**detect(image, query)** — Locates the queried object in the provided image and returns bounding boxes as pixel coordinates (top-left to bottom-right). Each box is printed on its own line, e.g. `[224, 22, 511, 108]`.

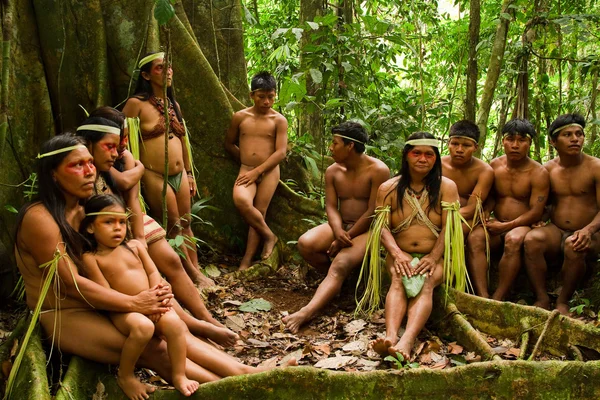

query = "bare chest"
[494, 169, 531, 200]
[239, 116, 276, 140]
[96, 249, 142, 282]
[550, 168, 594, 197]
[444, 168, 479, 199]
[334, 172, 372, 200]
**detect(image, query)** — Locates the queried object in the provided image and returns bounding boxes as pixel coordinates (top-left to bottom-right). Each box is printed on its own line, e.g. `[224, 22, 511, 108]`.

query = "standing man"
[225, 72, 288, 270]
[467, 119, 549, 300]
[524, 114, 600, 314]
[442, 120, 494, 232]
[283, 122, 390, 333]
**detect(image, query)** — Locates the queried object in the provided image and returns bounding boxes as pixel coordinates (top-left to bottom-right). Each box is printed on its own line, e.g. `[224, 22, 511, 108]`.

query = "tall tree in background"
[465, 0, 480, 121]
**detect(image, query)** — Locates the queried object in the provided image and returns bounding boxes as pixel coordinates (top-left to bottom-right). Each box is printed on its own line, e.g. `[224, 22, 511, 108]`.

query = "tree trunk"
[465, 0, 480, 121]
[475, 0, 515, 154]
[586, 67, 598, 147]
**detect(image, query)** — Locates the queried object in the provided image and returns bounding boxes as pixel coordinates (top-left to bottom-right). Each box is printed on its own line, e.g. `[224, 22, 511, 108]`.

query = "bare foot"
[388, 343, 411, 361]
[285, 357, 298, 367]
[533, 296, 551, 310]
[204, 325, 239, 347]
[555, 302, 571, 316]
[256, 357, 298, 373]
[197, 273, 215, 289]
[239, 257, 252, 271]
[173, 376, 199, 397]
[371, 337, 395, 357]
[261, 234, 278, 259]
[117, 373, 155, 400]
[282, 308, 313, 334]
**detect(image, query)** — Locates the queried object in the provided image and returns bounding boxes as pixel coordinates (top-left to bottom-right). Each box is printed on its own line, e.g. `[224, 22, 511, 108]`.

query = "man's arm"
[324, 166, 351, 247]
[460, 165, 494, 221]
[224, 111, 243, 162]
[21, 207, 171, 314]
[235, 114, 289, 186]
[346, 163, 391, 239]
[572, 159, 600, 251]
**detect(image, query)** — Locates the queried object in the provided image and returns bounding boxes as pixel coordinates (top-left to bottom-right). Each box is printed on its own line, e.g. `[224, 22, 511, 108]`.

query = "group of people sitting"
[13, 49, 599, 400]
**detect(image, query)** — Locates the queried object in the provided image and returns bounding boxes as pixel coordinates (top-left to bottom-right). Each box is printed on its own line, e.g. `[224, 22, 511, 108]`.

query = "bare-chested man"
[524, 113, 600, 314]
[225, 72, 288, 270]
[467, 119, 549, 300]
[283, 122, 390, 333]
[442, 120, 494, 232]
[370, 132, 460, 360]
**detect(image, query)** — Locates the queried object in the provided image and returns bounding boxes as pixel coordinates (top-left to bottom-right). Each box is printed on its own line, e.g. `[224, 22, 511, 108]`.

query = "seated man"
[368, 132, 460, 359]
[442, 120, 494, 233]
[524, 113, 600, 314]
[467, 119, 549, 300]
[283, 122, 390, 333]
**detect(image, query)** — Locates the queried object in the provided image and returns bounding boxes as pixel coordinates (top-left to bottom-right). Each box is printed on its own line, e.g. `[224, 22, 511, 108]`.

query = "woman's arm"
[110, 151, 145, 192]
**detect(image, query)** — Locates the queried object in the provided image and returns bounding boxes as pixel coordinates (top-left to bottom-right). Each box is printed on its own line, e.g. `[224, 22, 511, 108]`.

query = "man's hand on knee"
[571, 228, 593, 252]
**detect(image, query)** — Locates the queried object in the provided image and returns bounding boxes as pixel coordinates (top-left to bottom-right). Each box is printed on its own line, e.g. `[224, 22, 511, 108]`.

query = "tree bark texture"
[464, 0, 480, 122]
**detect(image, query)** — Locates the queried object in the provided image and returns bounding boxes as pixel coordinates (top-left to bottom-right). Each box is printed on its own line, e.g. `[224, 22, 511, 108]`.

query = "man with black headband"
[442, 120, 494, 234]
[524, 113, 600, 314]
[467, 118, 549, 301]
[283, 121, 389, 333]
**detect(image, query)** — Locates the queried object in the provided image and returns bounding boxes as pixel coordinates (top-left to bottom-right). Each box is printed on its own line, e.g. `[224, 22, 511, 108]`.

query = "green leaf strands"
[442, 201, 472, 303]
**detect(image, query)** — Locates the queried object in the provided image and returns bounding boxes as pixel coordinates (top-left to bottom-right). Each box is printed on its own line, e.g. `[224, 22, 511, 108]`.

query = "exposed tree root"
[527, 310, 560, 361]
[518, 318, 530, 360]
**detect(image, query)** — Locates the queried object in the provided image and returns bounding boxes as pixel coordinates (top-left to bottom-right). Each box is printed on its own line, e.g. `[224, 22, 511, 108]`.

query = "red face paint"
[64, 159, 95, 176]
[408, 149, 436, 160]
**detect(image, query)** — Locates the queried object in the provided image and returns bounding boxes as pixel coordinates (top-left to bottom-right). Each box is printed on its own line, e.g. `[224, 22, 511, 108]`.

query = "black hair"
[76, 116, 121, 144]
[548, 113, 586, 140]
[88, 107, 126, 172]
[15, 134, 90, 268]
[502, 118, 537, 139]
[132, 52, 183, 122]
[250, 71, 277, 92]
[331, 121, 368, 153]
[394, 132, 442, 214]
[79, 194, 129, 253]
[449, 120, 480, 143]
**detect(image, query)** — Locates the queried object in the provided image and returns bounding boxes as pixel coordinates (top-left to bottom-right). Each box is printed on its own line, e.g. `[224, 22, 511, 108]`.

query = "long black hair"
[132, 52, 182, 122]
[84, 109, 126, 172]
[15, 134, 90, 266]
[80, 194, 130, 253]
[395, 131, 442, 213]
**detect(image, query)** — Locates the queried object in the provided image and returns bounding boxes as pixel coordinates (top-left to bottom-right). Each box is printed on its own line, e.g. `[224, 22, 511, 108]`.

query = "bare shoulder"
[529, 158, 548, 175]
[584, 153, 600, 169]
[127, 239, 143, 253]
[441, 176, 459, 192]
[232, 108, 252, 121]
[21, 204, 57, 234]
[325, 162, 343, 179]
[472, 157, 493, 174]
[81, 252, 97, 265]
[489, 155, 506, 169]
[123, 97, 143, 116]
[379, 176, 399, 193]
[543, 157, 558, 172]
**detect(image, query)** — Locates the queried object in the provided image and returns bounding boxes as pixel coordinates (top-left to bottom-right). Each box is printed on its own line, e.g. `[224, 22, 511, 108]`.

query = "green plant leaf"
[154, 0, 175, 25]
[239, 298, 272, 313]
[307, 21, 319, 30]
[4, 205, 18, 214]
[309, 68, 323, 84]
[204, 264, 221, 278]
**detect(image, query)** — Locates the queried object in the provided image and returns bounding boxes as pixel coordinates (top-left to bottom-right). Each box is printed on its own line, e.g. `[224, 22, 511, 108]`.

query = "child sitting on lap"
[80, 194, 199, 399]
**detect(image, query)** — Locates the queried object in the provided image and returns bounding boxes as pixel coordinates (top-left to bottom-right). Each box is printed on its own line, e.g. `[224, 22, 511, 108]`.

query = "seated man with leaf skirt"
[283, 122, 390, 333]
[359, 132, 463, 360]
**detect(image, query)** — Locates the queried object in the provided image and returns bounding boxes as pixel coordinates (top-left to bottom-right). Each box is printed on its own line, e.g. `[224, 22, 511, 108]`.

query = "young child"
[225, 71, 288, 270]
[80, 194, 200, 399]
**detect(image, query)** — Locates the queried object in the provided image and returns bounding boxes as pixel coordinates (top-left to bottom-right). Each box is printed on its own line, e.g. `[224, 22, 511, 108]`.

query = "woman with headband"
[9, 134, 296, 398]
[77, 114, 239, 348]
[122, 51, 203, 286]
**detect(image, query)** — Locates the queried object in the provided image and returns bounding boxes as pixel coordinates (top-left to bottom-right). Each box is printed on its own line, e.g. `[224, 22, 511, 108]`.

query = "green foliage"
[384, 352, 419, 370]
[239, 298, 272, 312]
[569, 296, 591, 316]
[154, 0, 176, 26]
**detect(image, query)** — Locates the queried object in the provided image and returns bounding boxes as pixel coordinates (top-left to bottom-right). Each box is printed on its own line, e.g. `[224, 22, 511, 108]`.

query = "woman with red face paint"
[122, 52, 205, 287]
[76, 114, 239, 348]
[13, 134, 297, 391]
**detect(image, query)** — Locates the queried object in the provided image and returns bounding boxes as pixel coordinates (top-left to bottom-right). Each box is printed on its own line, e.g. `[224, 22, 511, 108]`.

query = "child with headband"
[80, 194, 199, 399]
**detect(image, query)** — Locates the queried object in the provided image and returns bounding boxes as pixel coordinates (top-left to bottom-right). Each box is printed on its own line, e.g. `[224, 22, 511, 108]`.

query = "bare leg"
[240, 227, 261, 270]
[467, 226, 498, 298]
[372, 255, 408, 357]
[523, 225, 562, 309]
[111, 312, 156, 400]
[297, 223, 334, 272]
[254, 167, 280, 259]
[155, 310, 199, 396]
[148, 239, 218, 324]
[284, 233, 368, 333]
[389, 261, 443, 360]
[492, 226, 531, 301]
[172, 300, 238, 347]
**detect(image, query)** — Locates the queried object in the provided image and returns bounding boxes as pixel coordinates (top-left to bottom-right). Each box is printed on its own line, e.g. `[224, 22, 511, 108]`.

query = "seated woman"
[361, 132, 460, 360]
[122, 52, 204, 286]
[14, 135, 296, 395]
[76, 114, 237, 347]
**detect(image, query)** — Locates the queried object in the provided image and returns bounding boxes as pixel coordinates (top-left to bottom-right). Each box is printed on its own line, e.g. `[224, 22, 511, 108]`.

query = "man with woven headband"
[225, 71, 288, 269]
[283, 122, 389, 333]
[442, 120, 494, 235]
[467, 118, 549, 301]
[524, 113, 600, 315]
[365, 132, 462, 361]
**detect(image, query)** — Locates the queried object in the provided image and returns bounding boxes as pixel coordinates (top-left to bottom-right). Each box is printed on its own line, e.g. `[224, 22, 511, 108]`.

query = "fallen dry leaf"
[448, 342, 464, 355]
[505, 348, 521, 358]
[225, 315, 246, 332]
[314, 355, 358, 370]
[342, 339, 368, 355]
[91, 381, 107, 400]
[10, 339, 18, 358]
[247, 338, 270, 348]
[258, 356, 279, 368]
[279, 349, 303, 366]
[344, 319, 366, 335]
[465, 352, 481, 363]
[312, 343, 331, 356]
[355, 358, 380, 371]
[491, 346, 508, 354]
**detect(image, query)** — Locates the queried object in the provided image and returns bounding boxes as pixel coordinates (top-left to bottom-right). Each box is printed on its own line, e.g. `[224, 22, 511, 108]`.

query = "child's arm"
[110, 150, 145, 192]
[235, 114, 288, 187]
[81, 253, 112, 289]
[130, 240, 162, 288]
[113, 152, 146, 245]
[224, 111, 243, 162]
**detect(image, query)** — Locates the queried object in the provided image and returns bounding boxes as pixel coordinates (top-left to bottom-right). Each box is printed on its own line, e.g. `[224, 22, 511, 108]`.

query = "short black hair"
[331, 121, 368, 153]
[251, 71, 276, 92]
[77, 116, 121, 144]
[548, 113, 586, 140]
[449, 120, 480, 143]
[502, 118, 537, 139]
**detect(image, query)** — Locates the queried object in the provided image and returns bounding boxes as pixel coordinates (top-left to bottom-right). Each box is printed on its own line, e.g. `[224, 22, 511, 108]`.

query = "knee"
[329, 260, 351, 280]
[523, 233, 543, 255]
[467, 228, 485, 248]
[131, 318, 155, 341]
[155, 250, 185, 278]
[297, 234, 316, 256]
[504, 233, 525, 253]
[233, 196, 251, 213]
[563, 237, 585, 259]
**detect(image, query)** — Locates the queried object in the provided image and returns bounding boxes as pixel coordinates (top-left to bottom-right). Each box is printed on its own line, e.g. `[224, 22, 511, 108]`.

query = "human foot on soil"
[282, 308, 313, 334]
[388, 337, 412, 361]
[533, 296, 551, 310]
[205, 325, 239, 347]
[371, 337, 396, 357]
[173, 376, 200, 397]
[197, 273, 215, 289]
[117, 372, 155, 400]
[555, 302, 571, 316]
[261, 235, 278, 259]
